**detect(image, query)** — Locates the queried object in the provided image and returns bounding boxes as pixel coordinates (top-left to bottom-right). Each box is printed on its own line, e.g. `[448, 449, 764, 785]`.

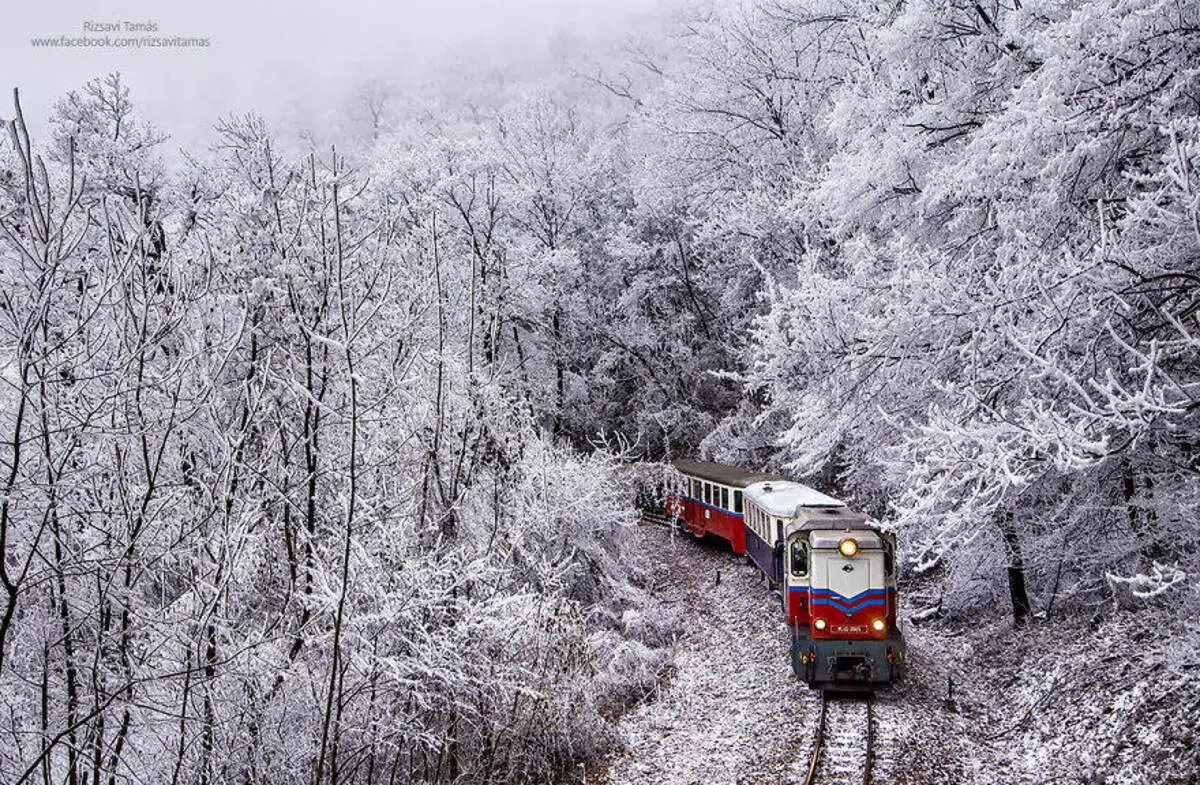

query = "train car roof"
[743, 480, 845, 516]
[670, 458, 786, 488]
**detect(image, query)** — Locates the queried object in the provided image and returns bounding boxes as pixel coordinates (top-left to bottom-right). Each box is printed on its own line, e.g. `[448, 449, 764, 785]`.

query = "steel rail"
[802, 692, 828, 785]
[862, 694, 873, 785]
[802, 692, 873, 785]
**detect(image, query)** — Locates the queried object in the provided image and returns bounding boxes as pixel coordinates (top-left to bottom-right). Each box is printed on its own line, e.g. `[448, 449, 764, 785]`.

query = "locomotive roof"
[743, 480, 845, 516]
[787, 506, 872, 534]
[670, 458, 786, 488]
[808, 529, 883, 548]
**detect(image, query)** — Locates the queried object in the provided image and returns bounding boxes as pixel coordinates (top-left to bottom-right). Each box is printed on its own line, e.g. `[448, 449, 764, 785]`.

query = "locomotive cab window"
[790, 541, 809, 577]
[883, 535, 896, 578]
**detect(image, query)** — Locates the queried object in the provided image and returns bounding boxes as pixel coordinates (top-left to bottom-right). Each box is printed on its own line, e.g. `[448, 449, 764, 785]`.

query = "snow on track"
[804, 694, 874, 785]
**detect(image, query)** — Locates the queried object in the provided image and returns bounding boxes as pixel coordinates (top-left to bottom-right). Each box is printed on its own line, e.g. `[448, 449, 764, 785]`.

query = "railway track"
[639, 510, 673, 528]
[802, 692, 874, 785]
[641, 507, 878, 785]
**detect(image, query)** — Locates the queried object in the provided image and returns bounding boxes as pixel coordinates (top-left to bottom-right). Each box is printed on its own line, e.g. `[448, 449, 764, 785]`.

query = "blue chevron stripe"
[808, 586, 893, 615]
[811, 602, 888, 614]
[811, 597, 887, 613]
[810, 587, 888, 603]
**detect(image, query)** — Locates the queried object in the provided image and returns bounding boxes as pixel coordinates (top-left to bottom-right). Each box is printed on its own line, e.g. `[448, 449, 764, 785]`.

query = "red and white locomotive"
[665, 459, 905, 690]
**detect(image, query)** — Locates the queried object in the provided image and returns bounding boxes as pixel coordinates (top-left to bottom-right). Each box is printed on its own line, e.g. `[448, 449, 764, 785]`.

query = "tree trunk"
[999, 512, 1033, 626]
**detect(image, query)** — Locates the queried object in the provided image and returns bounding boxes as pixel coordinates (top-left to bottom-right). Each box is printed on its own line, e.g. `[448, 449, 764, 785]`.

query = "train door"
[784, 534, 810, 624]
[771, 520, 784, 585]
[684, 478, 699, 535]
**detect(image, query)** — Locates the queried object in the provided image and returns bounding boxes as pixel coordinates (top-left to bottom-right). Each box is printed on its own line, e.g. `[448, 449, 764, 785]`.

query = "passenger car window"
[734, 490, 742, 513]
[721, 487, 728, 510]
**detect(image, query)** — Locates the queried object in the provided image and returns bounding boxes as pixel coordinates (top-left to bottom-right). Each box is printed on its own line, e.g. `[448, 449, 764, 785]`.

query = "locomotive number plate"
[831, 624, 867, 635]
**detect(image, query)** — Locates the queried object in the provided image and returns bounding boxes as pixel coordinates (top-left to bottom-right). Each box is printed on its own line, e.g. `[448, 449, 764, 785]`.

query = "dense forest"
[1, 0, 1197, 782]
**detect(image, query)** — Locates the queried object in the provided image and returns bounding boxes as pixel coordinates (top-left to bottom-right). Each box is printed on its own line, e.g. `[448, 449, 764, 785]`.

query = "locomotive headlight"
[838, 538, 859, 558]
[872, 619, 886, 633]
[813, 618, 827, 631]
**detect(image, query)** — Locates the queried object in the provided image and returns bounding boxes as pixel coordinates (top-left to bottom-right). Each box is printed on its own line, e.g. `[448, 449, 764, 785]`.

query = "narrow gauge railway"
[803, 693, 874, 785]
[663, 458, 906, 690]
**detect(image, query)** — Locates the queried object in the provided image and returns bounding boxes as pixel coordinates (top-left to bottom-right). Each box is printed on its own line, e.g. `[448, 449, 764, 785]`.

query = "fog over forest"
[1, 0, 1197, 783]
[4, 0, 671, 151]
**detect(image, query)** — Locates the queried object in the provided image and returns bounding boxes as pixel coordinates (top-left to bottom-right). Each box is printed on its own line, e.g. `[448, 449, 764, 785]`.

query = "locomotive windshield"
[790, 541, 808, 576]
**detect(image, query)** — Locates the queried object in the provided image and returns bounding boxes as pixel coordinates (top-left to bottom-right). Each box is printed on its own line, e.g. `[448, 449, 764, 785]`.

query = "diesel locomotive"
[665, 458, 905, 690]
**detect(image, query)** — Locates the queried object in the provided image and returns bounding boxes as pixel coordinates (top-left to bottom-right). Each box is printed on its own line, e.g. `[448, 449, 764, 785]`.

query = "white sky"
[2, 0, 670, 151]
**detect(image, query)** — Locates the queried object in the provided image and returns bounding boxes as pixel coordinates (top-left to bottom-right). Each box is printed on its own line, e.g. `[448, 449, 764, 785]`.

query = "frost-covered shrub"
[620, 606, 682, 650]
[590, 631, 672, 719]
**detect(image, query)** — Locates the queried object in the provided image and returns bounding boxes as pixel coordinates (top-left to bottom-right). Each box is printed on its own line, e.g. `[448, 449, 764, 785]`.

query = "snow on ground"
[927, 614, 1200, 785]
[872, 625, 980, 785]
[600, 523, 816, 785]
[600, 522, 973, 785]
